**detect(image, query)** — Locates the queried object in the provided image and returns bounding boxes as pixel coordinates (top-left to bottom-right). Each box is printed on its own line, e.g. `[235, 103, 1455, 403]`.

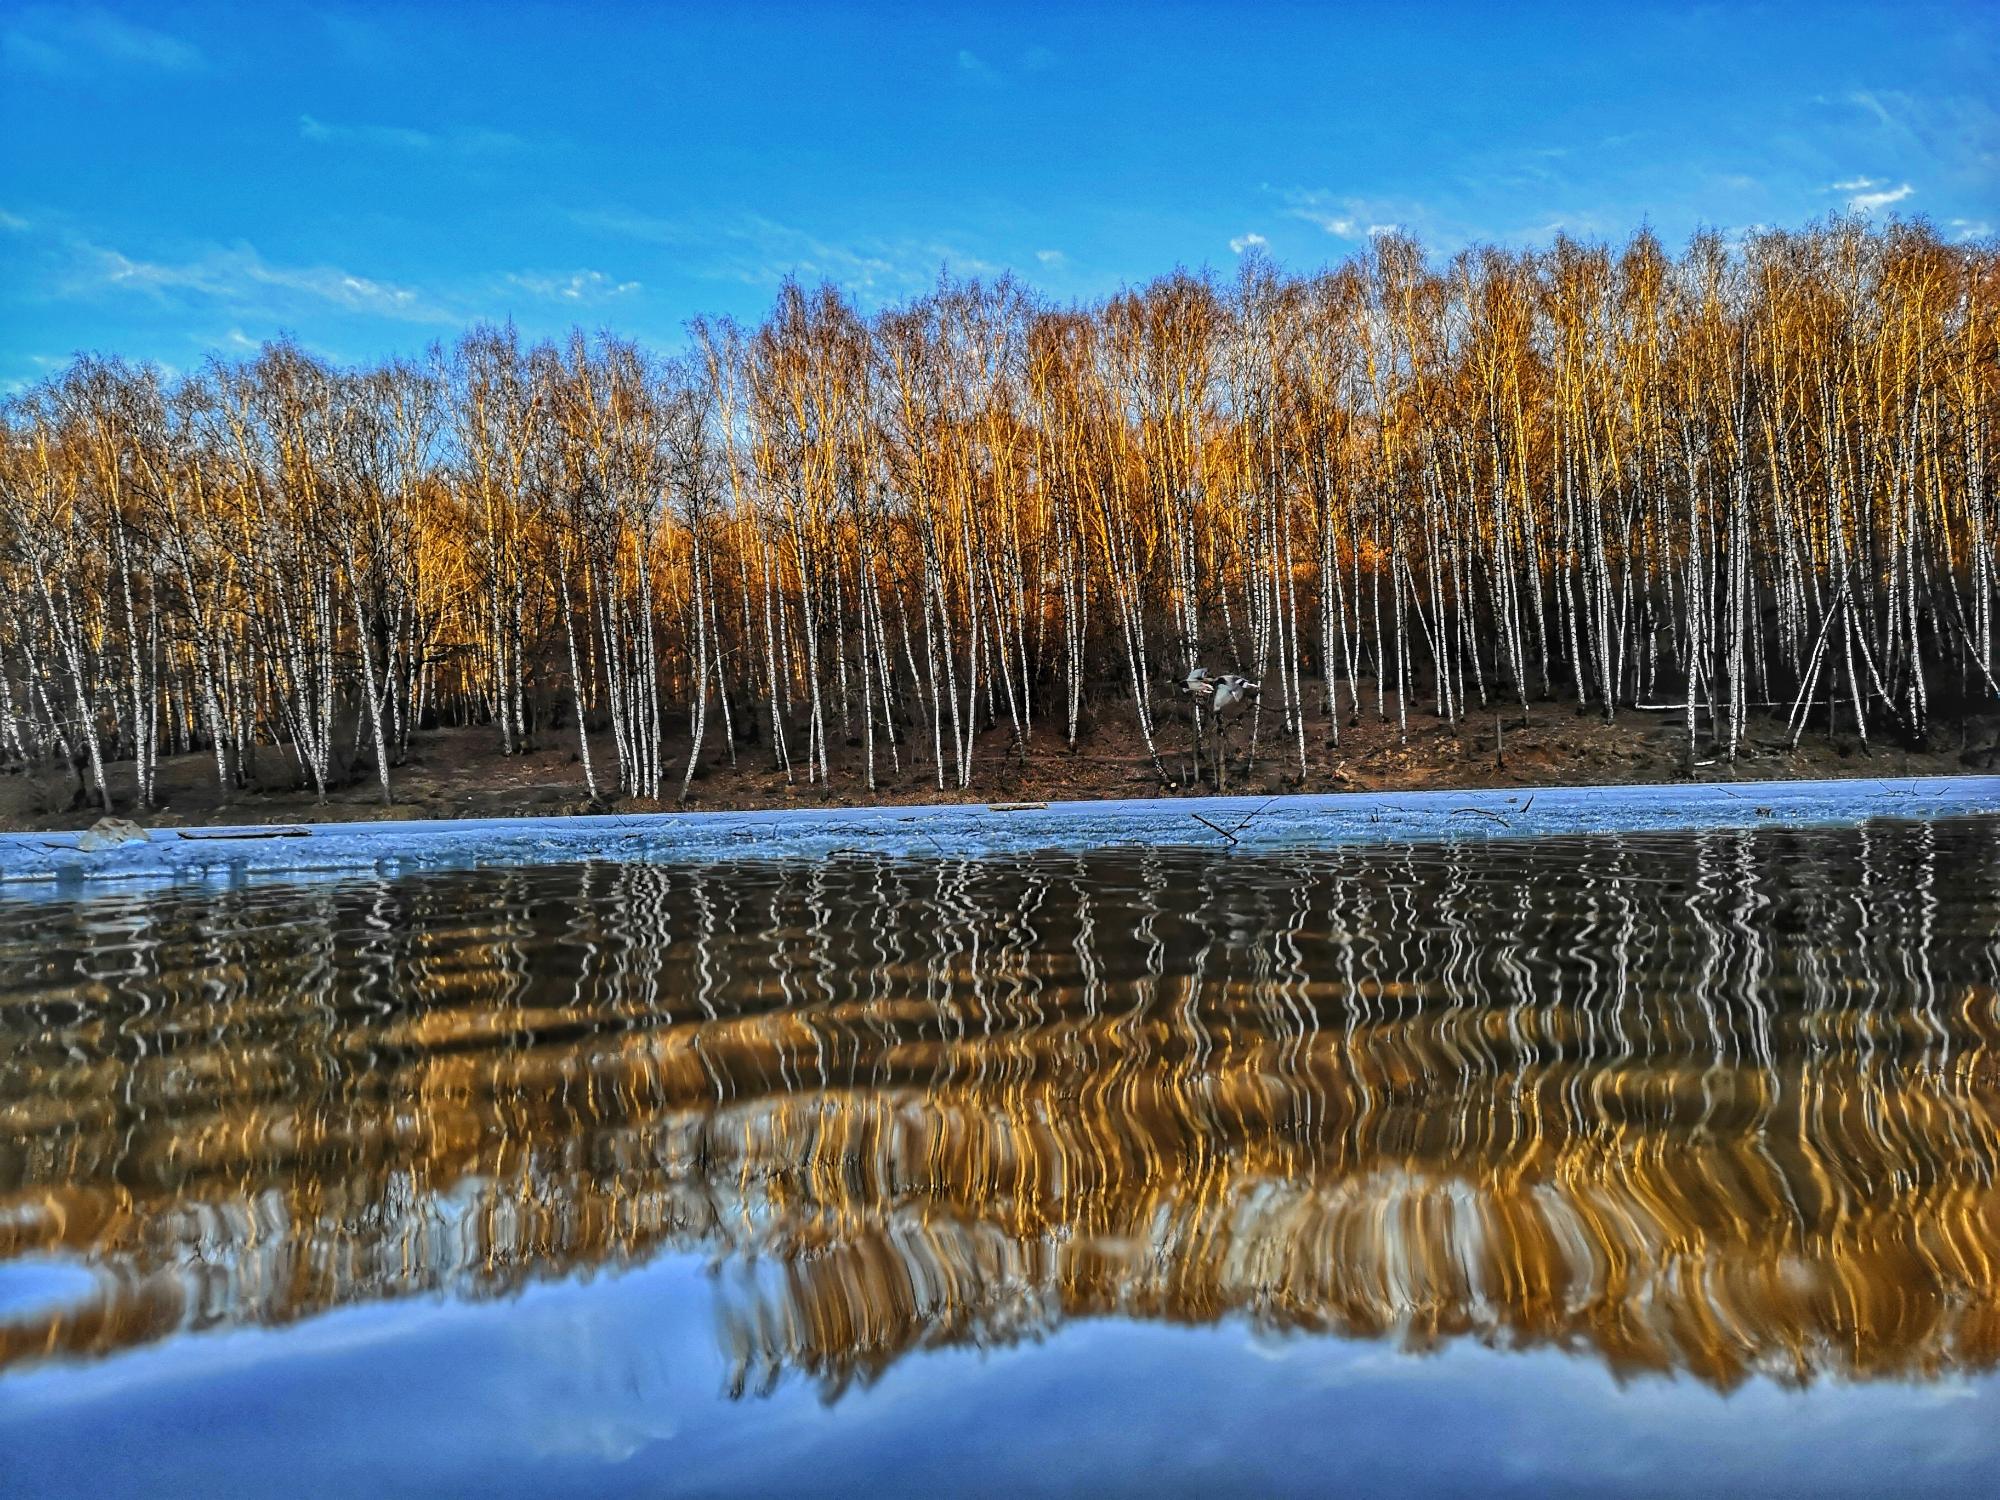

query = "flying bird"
[1211, 674, 1260, 718]
[1179, 667, 1261, 788]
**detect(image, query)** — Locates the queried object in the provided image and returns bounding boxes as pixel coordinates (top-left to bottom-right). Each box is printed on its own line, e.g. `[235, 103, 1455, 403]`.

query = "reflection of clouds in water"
[499, 1279, 687, 1462]
[4, 1241, 1999, 1499]
[0, 1257, 99, 1322]
[1, 1295, 437, 1415]
[0, 819, 1996, 1401]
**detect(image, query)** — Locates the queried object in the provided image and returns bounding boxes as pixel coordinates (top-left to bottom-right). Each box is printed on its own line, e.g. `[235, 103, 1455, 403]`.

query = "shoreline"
[2, 775, 1995, 894]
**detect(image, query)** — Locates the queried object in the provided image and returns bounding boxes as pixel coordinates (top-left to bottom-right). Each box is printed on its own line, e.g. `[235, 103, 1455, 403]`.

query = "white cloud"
[1034, 249, 1065, 267]
[1282, 190, 1410, 241]
[503, 270, 641, 304]
[1827, 89, 1994, 215]
[6, 216, 668, 369]
[1294, 209, 1361, 237]
[1946, 218, 1992, 241]
[2, 6, 204, 76]
[55, 236, 456, 324]
[1847, 181, 1913, 212]
[1228, 232, 1268, 254]
[1824, 175, 1916, 213]
[57, 235, 646, 325]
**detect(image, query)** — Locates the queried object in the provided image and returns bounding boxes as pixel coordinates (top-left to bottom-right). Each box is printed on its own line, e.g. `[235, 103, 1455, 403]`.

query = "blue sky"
[1, 0, 1994, 390]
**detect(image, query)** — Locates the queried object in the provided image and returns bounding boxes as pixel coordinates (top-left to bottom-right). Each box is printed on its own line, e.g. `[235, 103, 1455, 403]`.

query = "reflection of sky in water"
[5, 1249, 1997, 1499]
[3, 817, 1999, 1494]
[0, 1258, 97, 1322]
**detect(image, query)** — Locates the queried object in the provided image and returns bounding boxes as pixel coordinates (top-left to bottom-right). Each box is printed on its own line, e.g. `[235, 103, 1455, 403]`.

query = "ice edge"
[2, 776, 1995, 896]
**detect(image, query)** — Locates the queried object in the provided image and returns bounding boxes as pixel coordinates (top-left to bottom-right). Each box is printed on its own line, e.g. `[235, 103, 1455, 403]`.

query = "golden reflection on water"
[1, 818, 1997, 1396]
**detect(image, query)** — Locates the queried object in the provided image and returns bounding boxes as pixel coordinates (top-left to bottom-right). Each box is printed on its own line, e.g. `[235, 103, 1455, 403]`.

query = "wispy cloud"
[1034, 249, 1065, 267]
[9, 212, 656, 342]
[1271, 183, 1618, 256]
[68, 238, 456, 323]
[298, 114, 526, 155]
[1828, 88, 1996, 196]
[503, 270, 641, 305]
[1844, 89, 1898, 131]
[299, 114, 432, 152]
[2, 5, 204, 76]
[5, 211, 452, 324]
[1851, 182, 1914, 211]
[578, 208, 1004, 299]
[204, 328, 263, 354]
[1228, 232, 1268, 255]
[1282, 190, 1408, 240]
[1, 353, 68, 397]
[1829, 176, 1915, 212]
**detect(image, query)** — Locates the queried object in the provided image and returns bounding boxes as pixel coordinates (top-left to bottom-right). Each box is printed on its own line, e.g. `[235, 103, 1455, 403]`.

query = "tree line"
[1, 217, 1994, 810]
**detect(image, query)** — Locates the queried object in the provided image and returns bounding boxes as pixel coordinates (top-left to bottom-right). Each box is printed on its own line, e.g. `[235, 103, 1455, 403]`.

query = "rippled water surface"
[3, 816, 1999, 1498]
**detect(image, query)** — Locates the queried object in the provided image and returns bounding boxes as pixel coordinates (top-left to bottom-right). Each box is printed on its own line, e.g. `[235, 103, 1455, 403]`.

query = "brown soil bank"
[4, 686, 1998, 832]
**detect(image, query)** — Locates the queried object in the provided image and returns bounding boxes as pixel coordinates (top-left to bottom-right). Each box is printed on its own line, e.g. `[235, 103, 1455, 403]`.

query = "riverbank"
[4, 690, 1998, 838]
[2, 776, 1995, 891]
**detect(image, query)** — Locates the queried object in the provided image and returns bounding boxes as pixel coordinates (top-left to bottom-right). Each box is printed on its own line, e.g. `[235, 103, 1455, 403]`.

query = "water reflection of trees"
[2, 819, 1997, 1395]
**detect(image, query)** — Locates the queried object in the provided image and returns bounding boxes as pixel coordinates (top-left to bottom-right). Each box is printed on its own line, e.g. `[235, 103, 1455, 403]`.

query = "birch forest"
[1, 218, 1995, 810]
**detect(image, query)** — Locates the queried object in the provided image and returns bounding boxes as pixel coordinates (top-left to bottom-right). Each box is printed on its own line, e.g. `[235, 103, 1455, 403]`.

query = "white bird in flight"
[1211, 673, 1260, 717]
